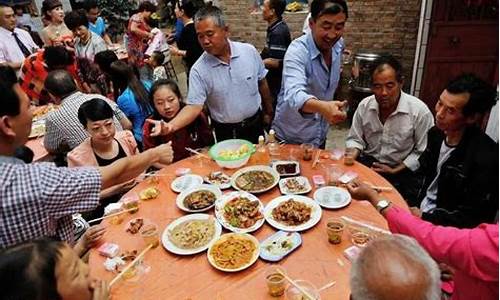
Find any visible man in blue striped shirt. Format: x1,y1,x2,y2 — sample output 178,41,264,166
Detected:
272,0,348,148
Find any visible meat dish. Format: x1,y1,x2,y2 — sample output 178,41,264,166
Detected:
271,199,312,226
222,197,263,228
183,190,216,210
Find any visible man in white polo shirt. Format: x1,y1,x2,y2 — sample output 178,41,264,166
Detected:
0,5,38,72
146,5,274,143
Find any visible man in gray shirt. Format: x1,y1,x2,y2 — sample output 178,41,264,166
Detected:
346,55,434,205
146,5,274,143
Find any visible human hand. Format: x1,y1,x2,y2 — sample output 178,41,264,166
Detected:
321,101,347,125
82,225,106,251
346,180,378,202
409,206,422,218
91,279,110,300
263,112,272,129
371,162,396,174
145,119,175,137
153,141,173,165
169,45,180,56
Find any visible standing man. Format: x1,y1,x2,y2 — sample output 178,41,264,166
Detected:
83,0,112,45
413,74,498,228
147,5,274,143
272,0,348,148
0,5,39,72
261,0,291,109
345,55,434,205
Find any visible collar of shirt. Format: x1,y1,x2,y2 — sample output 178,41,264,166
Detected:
367,91,412,116
0,155,24,164
206,39,241,67
0,26,14,35
304,32,343,62
267,18,283,33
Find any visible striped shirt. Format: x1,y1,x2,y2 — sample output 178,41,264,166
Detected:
0,157,101,248
43,91,126,153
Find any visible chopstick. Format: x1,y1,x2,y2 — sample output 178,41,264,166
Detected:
362,181,393,192
185,147,211,159
275,269,315,300
109,244,154,287
318,281,336,292
87,207,138,224
311,150,321,169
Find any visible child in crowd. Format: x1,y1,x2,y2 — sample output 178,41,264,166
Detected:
146,51,168,81
143,79,213,163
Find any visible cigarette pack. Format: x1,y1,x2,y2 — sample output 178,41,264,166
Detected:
98,243,120,258
343,245,362,261
312,175,325,188
338,171,358,184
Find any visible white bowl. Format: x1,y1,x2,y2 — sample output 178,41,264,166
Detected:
208,139,255,169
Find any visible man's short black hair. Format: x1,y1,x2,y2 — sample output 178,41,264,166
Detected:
310,0,348,20
44,69,77,98
94,50,118,74
178,0,200,19
78,98,114,127
64,10,88,31
83,0,98,11
370,54,404,83
0,66,21,117
446,74,497,117
269,0,286,18
43,46,74,70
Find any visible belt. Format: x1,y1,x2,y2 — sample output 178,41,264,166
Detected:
211,110,261,129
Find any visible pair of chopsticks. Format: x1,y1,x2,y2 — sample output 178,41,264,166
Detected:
311,150,321,169
363,181,393,192
275,269,316,300
109,244,154,287
185,147,211,159
87,207,137,224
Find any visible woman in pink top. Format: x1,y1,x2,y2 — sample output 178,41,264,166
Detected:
347,181,499,300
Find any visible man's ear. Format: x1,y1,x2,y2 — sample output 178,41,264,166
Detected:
0,115,16,138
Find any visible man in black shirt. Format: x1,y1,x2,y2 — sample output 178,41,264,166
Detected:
261,0,291,111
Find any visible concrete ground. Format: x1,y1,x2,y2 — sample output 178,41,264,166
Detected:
171,56,349,150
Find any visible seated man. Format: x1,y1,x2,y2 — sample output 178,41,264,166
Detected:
413,74,498,228
0,65,173,249
345,54,434,205
350,234,441,300
43,70,132,154
19,46,83,105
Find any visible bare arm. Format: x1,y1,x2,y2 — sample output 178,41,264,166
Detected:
167,104,204,134
263,58,281,69
119,115,133,130
258,78,274,116
102,33,113,45
98,142,172,190
130,21,151,39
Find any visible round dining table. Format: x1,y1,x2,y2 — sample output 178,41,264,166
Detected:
89,145,408,300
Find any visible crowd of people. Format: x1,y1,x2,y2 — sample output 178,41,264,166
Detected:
0,0,498,299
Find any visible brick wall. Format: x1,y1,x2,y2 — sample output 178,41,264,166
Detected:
218,0,422,91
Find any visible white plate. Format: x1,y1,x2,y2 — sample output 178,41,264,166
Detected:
264,195,322,232
271,160,300,177
313,186,351,209
214,191,265,234
162,213,222,255
278,176,312,195
170,174,203,193
230,165,279,194
204,172,232,189
207,233,260,272
176,184,222,213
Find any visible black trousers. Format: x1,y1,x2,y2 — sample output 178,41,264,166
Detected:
211,110,264,144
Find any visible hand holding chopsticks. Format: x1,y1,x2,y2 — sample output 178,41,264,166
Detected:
109,244,154,287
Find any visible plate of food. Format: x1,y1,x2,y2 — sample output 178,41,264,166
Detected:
264,195,322,232
162,213,222,255
231,165,279,194
124,218,151,235
207,233,260,272
278,176,312,195
29,121,46,139
260,231,302,262
171,174,204,193
204,171,231,189
271,160,300,177
214,191,265,233
176,184,222,212
313,186,351,209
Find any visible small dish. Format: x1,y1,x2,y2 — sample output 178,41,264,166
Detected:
271,160,300,177
260,231,302,262
204,171,231,189
278,176,312,195
313,186,351,209
170,174,203,193
176,184,222,213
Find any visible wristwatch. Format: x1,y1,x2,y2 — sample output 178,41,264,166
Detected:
375,199,391,213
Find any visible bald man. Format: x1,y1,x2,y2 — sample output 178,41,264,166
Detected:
350,234,441,300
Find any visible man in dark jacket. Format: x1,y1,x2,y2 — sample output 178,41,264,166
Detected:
411,74,498,228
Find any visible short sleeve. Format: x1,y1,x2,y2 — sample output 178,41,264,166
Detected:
186,67,208,105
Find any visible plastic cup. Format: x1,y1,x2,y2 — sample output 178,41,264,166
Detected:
300,143,314,161
265,266,287,297
140,224,159,248
351,231,370,248
285,280,320,300
326,218,345,244
343,148,356,166
326,164,343,186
